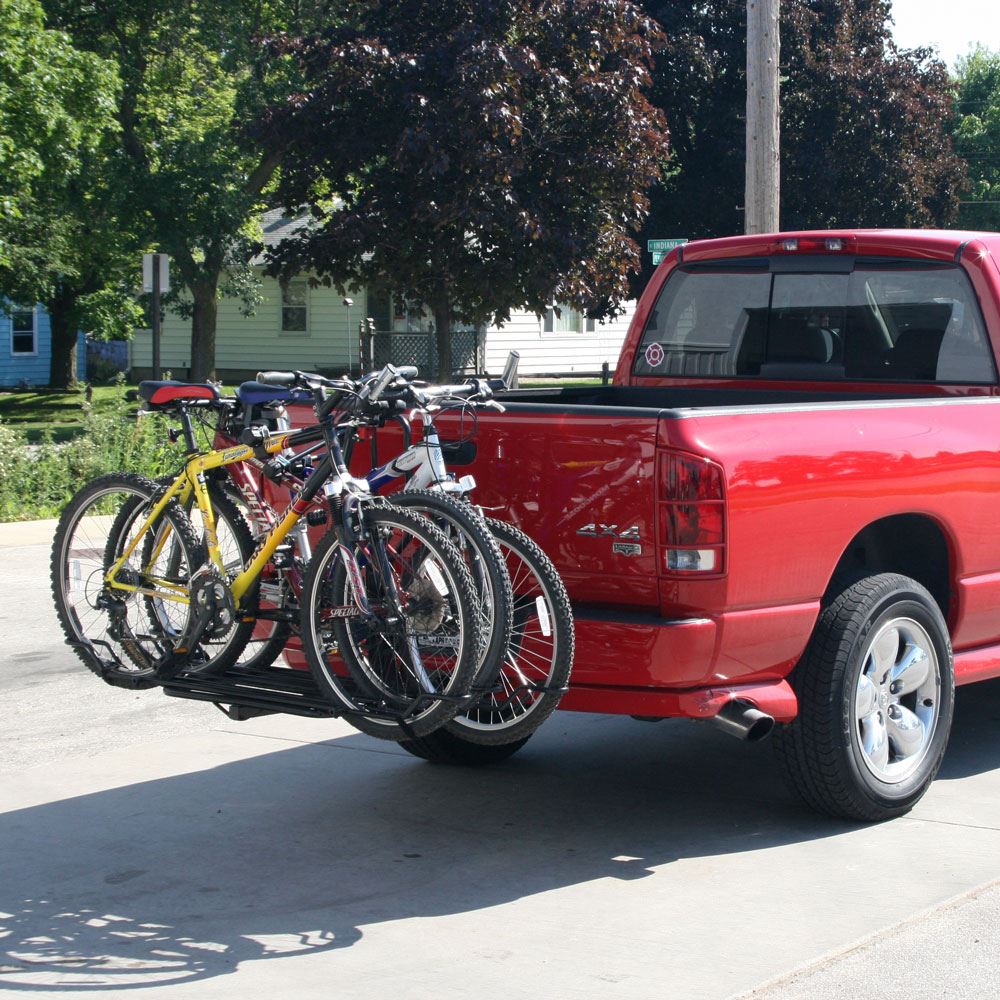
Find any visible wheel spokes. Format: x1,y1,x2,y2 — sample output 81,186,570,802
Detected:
860,710,890,771
855,673,878,718
870,626,900,683
886,704,925,759
891,644,930,697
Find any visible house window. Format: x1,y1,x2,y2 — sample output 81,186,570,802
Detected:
281,279,309,334
542,302,596,335
368,286,432,332
11,307,37,355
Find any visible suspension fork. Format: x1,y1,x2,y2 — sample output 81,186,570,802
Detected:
358,499,436,694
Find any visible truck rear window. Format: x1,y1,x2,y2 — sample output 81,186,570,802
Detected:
633,261,996,384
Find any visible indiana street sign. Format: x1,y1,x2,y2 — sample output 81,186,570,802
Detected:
647,238,688,253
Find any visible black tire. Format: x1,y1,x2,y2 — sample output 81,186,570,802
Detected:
774,573,954,822
106,481,272,674
51,473,203,686
174,485,264,673
398,728,532,765
300,504,485,739
436,517,574,746
210,484,293,672
389,489,513,688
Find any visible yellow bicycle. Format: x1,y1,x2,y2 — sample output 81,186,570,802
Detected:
51,370,486,736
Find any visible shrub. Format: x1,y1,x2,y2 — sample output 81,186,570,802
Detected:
0,399,183,522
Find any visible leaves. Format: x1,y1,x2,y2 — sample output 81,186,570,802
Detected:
636,0,965,289
259,0,669,367
953,46,1000,232
44,0,339,377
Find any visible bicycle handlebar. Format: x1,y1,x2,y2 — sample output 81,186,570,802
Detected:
256,370,297,387
253,366,503,416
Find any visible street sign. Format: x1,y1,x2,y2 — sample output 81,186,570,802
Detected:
647,238,688,253
142,253,170,293
652,251,666,265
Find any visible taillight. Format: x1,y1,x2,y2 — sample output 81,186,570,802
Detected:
657,452,726,574
774,236,854,253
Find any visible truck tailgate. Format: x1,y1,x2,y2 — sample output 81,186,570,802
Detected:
453,401,662,611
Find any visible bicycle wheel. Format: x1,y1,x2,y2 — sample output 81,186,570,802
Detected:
301,504,484,739
389,489,512,688
51,473,203,686
210,483,293,671
441,518,574,745
167,485,262,673
105,481,265,674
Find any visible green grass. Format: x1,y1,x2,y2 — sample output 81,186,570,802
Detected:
519,377,603,388
0,383,239,442
0,386,131,443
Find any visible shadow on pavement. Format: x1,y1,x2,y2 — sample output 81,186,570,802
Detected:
3,694,998,992
937,676,1000,781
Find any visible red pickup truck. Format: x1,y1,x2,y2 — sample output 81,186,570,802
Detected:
455,229,1000,822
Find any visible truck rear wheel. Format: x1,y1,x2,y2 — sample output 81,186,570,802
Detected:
774,573,954,822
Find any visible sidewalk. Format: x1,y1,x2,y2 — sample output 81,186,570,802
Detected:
739,878,1000,1000
7,516,1000,997
0,515,59,547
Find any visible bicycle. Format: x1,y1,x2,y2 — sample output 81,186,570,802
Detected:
247,365,575,751
51,369,485,737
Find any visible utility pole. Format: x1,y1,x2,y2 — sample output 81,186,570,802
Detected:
151,254,162,380
745,0,780,234
143,252,169,379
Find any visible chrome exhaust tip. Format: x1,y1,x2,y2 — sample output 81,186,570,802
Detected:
712,699,775,743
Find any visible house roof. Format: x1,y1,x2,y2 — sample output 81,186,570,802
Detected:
251,209,312,265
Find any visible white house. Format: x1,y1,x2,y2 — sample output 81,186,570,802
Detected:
130,211,636,380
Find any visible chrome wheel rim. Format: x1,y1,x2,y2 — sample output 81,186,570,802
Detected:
853,617,941,784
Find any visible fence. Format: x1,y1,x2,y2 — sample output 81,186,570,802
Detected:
368,329,482,376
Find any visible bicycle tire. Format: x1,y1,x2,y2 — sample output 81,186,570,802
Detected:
300,504,485,739
388,489,513,688
106,481,275,674
51,473,203,685
168,485,262,673
210,483,294,672
442,518,574,745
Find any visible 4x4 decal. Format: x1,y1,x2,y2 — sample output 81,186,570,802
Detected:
576,523,640,540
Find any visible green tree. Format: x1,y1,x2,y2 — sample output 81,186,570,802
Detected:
44,1,339,380
259,0,668,380
0,0,128,387
637,0,965,280
781,0,964,231
954,46,1000,232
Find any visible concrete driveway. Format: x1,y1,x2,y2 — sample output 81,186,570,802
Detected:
4,519,1000,998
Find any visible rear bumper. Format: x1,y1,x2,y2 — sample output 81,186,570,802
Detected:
560,678,798,722
563,603,818,720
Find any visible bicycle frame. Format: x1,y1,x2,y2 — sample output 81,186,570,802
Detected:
104,430,335,608
366,410,470,495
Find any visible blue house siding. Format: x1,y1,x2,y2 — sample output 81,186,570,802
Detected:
0,306,86,387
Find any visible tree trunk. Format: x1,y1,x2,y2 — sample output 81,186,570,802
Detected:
189,280,219,381
433,302,452,383
48,287,81,390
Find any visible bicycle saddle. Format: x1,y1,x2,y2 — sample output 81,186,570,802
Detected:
138,380,221,407
236,381,312,406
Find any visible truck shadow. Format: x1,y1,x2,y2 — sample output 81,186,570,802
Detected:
936,675,1000,780
2,700,998,991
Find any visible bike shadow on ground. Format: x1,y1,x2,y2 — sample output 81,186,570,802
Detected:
1,697,998,993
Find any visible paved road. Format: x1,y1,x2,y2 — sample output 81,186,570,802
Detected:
4,521,1000,998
